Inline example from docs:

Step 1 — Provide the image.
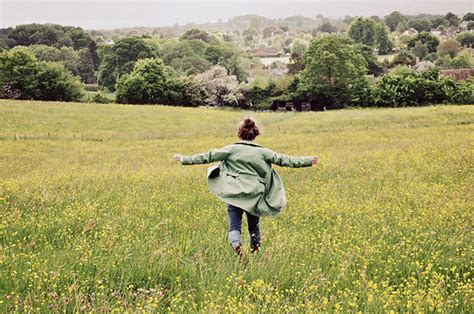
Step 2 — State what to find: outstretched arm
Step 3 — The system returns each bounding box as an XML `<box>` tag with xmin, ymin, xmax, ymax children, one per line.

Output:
<box><xmin>173</xmin><ymin>146</ymin><xmax>232</xmax><ymax>165</ymax></box>
<box><xmin>266</xmin><ymin>149</ymin><xmax>319</xmax><ymax>168</ymax></box>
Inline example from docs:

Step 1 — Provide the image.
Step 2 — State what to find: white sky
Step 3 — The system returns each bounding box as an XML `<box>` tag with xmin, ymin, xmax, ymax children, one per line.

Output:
<box><xmin>1</xmin><ymin>1</ymin><xmax>472</xmax><ymax>30</ymax></box>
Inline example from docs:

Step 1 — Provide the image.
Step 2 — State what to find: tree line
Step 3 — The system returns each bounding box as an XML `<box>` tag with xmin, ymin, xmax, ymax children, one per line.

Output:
<box><xmin>0</xmin><ymin>13</ymin><xmax>473</xmax><ymax>108</ymax></box>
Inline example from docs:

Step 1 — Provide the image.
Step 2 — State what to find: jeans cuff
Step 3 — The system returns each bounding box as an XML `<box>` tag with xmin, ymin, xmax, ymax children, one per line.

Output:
<box><xmin>229</xmin><ymin>230</ymin><xmax>241</xmax><ymax>246</ymax></box>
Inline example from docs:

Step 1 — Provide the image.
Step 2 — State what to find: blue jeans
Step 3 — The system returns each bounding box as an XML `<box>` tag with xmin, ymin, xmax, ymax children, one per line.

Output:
<box><xmin>227</xmin><ymin>204</ymin><xmax>260</xmax><ymax>252</ymax></box>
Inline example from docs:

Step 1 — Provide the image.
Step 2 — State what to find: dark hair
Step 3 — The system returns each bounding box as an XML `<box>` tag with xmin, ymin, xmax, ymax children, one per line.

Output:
<box><xmin>237</xmin><ymin>117</ymin><xmax>260</xmax><ymax>141</ymax></box>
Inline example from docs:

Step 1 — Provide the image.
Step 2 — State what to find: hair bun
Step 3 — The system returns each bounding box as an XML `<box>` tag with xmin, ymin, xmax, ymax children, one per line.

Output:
<box><xmin>237</xmin><ymin>117</ymin><xmax>259</xmax><ymax>140</ymax></box>
<box><xmin>243</xmin><ymin>118</ymin><xmax>254</xmax><ymax>128</ymax></box>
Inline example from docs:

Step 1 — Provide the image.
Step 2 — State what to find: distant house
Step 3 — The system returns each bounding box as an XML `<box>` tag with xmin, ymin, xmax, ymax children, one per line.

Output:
<box><xmin>414</xmin><ymin>61</ymin><xmax>436</xmax><ymax>71</ymax></box>
<box><xmin>402</xmin><ymin>28</ymin><xmax>418</xmax><ymax>37</ymax></box>
<box><xmin>430</xmin><ymin>29</ymin><xmax>442</xmax><ymax>37</ymax></box>
<box><xmin>248</xmin><ymin>47</ymin><xmax>282</xmax><ymax>57</ymax></box>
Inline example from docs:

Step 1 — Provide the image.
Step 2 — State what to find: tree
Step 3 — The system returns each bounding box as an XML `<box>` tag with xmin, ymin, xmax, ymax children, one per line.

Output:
<box><xmin>262</xmin><ymin>26</ymin><xmax>279</xmax><ymax>38</ymax></box>
<box><xmin>384</xmin><ymin>11</ymin><xmax>406</xmax><ymax>32</ymax></box>
<box><xmin>288</xmin><ymin>39</ymin><xmax>308</xmax><ymax>74</ymax></box>
<box><xmin>116</xmin><ymin>58</ymin><xmax>184</xmax><ymax>105</ymax></box>
<box><xmin>0</xmin><ymin>47</ymin><xmax>82</xmax><ymax>101</ymax></box>
<box><xmin>445</xmin><ymin>12</ymin><xmax>461</xmax><ymax>27</ymax></box>
<box><xmin>289</xmin><ymin>39</ymin><xmax>307</xmax><ymax>56</ymax></box>
<box><xmin>297</xmin><ymin>35</ymin><xmax>369</xmax><ymax>108</ymax></box>
<box><xmin>348</xmin><ymin>18</ymin><xmax>378</xmax><ymax>46</ymax></box>
<box><xmin>193</xmin><ymin>65</ymin><xmax>242</xmax><ymax>107</ymax></box>
<box><xmin>411</xmin><ymin>42</ymin><xmax>429</xmax><ymax>60</ymax></box>
<box><xmin>391</xmin><ymin>50</ymin><xmax>416</xmax><ymax>67</ymax></box>
<box><xmin>0</xmin><ymin>48</ymin><xmax>39</xmax><ymax>99</ymax></box>
<box><xmin>375</xmin><ymin>23</ymin><xmax>394</xmax><ymax>55</ymax></box>
<box><xmin>97</xmin><ymin>36</ymin><xmax>158</xmax><ymax>91</ymax></box>
<box><xmin>456</xmin><ymin>32</ymin><xmax>474</xmax><ymax>48</ymax></box>
<box><xmin>27</xmin><ymin>45</ymin><xmax>79</xmax><ymax>75</ymax></box>
<box><xmin>4</xmin><ymin>24</ymin><xmax>98</xmax><ymax>68</ymax></box>
<box><xmin>169</xmin><ymin>55</ymin><xmax>211</xmax><ymax>76</ymax></box>
<box><xmin>396</xmin><ymin>20</ymin><xmax>409</xmax><ymax>32</ymax></box>
<box><xmin>34</xmin><ymin>61</ymin><xmax>83</xmax><ymax>101</ymax></box>
<box><xmin>77</xmin><ymin>48</ymin><xmax>96</xmax><ymax>83</ymax></box>
<box><xmin>318</xmin><ymin>22</ymin><xmax>337</xmax><ymax>33</ymax></box>
<box><xmin>407</xmin><ymin>18</ymin><xmax>432</xmax><ymax>32</ymax></box>
<box><xmin>26</xmin><ymin>44</ymin><xmax>97</xmax><ymax>83</ymax></box>
<box><xmin>180</xmin><ymin>28</ymin><xmax>213</xmax><ymax>44</ymax></box>
<box><xmin>432</xmin><ymin>17</ymin><xmax>448</xmax><ymax>29</ymax></box>
<box><xmin>203</xmin><ymin>43</ymin><xmax>248</xmax><ymax>81</ymax></box>
<box><xmin>407</xmin><ymin>32</ymin><xmax>440</xmax><ymax>53</ymax></box>
<box><xmin>354</xmin><ymin>44</ymin><xmax>384</xmax><ymax>76</ymax></box>
<box><xmin>438</xmin><ymin>39</ymin><xmax>462</xmax><ymax>58</ymax></box>
<box><xmin>463</xmin><ymin>13</ymin><xmax>474</xmax><ymax>21</ymax></box>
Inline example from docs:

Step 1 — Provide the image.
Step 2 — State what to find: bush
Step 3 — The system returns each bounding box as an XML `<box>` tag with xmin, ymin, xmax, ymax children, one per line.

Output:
<box><xmin>0</xmin><ymin>47</ymin><xmax>83</xmax><ymax>101</ymax></box>
<box><xmin>391</xmin><ymin>50</ymin><xmax>416</xmax><ymax>67</ymax></box>
<box><xmin>193</xmin><ymin>65</ymin><xmax>242</xmax><ymax>107</ymax></box>
<box><xmin>92</xmin><ymin>91</ymin><xmax>113</xmax><ymax>104</ymax></box>
<box><xmin>371</xmin><ymin>68</ymin><xmax>473</xmax><ymax>106</ymax></box>
<box><xmin>449</xmin><ymin>53</ymin><xmax>472</xmax><ymax>69</ymax></box>
<box><xmin>34</xmin><ymin>61</ymin><xmax>83</xmax><ymax>101</ymax></box>
<box><xmin>115</xmin><ymin>57</ymin><xmax>198</xmax><ymax>106</ymax></box>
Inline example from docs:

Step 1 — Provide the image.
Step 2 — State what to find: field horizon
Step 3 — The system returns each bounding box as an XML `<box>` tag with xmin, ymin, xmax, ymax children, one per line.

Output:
<box><xmin>0</xmin><ymin>100</ymin><xmax>472</xmax><ymax>312</ymax></box>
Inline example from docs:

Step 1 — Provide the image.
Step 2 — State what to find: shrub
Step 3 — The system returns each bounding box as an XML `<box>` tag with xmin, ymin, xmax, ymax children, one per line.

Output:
<box><xmin>92</xmin><ymin>91</ymin><xmax>113</xmax><ymax>104</ymax></box>
<box><xmin>391</xmin><ymin>50</ymin><xmax>416</xmax><ymax>67</ymax></box>
<box><xmin>193</xmin><ymin>65</ymin><xmax>242</xmax><ymax>107</ymax></box>
<box><xmin>34</xmin><ymin>61</ymin><xmax>83</xmax><ymax>101</ymax></box>
<box><xmin>115</xmin><ymin>57</ymin><xmax>198</xmax><ymax>106</ymax></box>
<box><xmin>0</xmin><ymin>47</ymin><xmax>83</xmax><ymax>101</ymax></box>
<box><xmin>371</xmin><ymin>68</ymin><xmax>473</xmax><ymax>106</ymax></box>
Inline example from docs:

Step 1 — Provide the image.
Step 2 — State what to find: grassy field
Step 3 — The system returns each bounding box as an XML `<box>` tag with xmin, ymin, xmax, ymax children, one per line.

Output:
<box><xmin>0</xmin><ymin>100</ymin><xmax>473</xmax><ymax>312</ymax></box>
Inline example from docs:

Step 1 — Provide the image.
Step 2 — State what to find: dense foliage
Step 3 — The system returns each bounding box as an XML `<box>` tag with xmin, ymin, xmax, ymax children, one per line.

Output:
<box><xmin>0</xmin><ymin>47</ymin><xmax>83</xmax><ymax>101</ymax></box>
<box><xmin>0</xmin><ymin>12</ymin><xmax>473</xmax><ymax>108</ymax></box>
<box><xmin>115</xmin><ymin>58</ymin><xmax>197</xmax><ymax>106</ymax></box>
<box><xmin>97</xmin><ymin>37</ymin><xmax>158</xmax><ymax>91</ymax></box>
<box><xmin>297</xmin><ymin>35</ymin><xmax>369</xmax><ymax>108</ymax></box>
<box><xmin>371</xmin><ymin>68</ymin><xmax>473</xmax><ymax>106</ymax></box>
<box><xmin>407</xmin><ymin>32</ymin><xmax>440</xmax><ymax>53</ymax></box>
<box><xmin>0</xmin><ymin>24</ymin><xmax>99</xmax><ymax>82</ymax></box>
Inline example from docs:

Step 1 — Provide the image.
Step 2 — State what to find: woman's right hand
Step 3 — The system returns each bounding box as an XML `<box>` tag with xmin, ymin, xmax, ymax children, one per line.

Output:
<box><xmin>173</xmin><ymin>154</ymin><xmax>183</xmax><ymax>163</ymax></box>
<box><xmin>311</xmin><ymin>156</ymin><xmax>319</xmax><ymax>165</ymax></box>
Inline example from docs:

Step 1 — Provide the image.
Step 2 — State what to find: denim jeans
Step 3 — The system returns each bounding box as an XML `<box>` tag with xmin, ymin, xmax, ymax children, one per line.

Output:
<box><xmin>227</xmin><ymin>203</ymin><xmax>260</xmax><ymax>252</ymax></box>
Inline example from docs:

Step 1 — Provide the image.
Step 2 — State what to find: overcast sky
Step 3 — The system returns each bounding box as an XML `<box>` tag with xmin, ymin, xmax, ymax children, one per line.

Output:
<box><xmin>1</xmin><ymin>0</ymin><xmax>472</xmax><ymax>30</ymax></box>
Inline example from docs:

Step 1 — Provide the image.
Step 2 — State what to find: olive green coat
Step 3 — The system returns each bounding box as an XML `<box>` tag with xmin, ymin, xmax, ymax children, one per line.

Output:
<box><xmin>182</xmin><ymin>140</ymin><xmax>312</xmax><ymax>216</ymax></box>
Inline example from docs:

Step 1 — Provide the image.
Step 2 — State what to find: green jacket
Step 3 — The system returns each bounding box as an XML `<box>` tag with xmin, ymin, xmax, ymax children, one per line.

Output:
<box><xmin>182</xmin><ymin>140</ymin><xmax>313</xmax><ymax>216</ymax></box>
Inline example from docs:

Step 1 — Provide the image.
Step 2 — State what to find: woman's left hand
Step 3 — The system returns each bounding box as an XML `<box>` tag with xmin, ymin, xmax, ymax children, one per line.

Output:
<box><xmin>311</xmin><ymin>156</ymin><xmax>319</xmax><ymax>165</ymax></box>
<box><xmin>173</xmin><ymin>154</ymin><xmax>183</xmax><ymax>163</ymax></box>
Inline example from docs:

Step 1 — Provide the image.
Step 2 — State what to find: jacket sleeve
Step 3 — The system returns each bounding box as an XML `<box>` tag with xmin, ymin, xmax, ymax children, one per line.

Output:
<box><xmin>181</xmin><ymin>145</ymin><xmax>232</xmax><ymax>165</ymax></box>
<box><xmin>265</xmin><ymin>149</ymin><xmax>313</xmax><ymax>168</ymax></box>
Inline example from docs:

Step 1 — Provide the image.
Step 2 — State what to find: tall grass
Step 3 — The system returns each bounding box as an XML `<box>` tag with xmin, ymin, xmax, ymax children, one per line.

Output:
<box><xmin>0</xmin><ymin>100</ymin><xmax>472</xmax><ymax>312</ymax></box>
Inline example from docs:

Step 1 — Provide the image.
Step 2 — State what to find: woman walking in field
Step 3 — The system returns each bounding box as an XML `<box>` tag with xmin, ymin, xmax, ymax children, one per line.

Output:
<box><xmin>173</xmin><ymin>118</ymin><xmax>318</xmax><ymax>255</ymax></box>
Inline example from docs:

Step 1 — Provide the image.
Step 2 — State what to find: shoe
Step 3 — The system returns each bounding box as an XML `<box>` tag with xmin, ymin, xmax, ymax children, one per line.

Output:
<box><xmin>251</xmin><ymin>244</ymin><xmax>260</xmax><ymax>254</ymax></box>
<box><xmin>232</xmin><ymin>243</ymin><xmax>242</xmax><ymax>257</ymax></box>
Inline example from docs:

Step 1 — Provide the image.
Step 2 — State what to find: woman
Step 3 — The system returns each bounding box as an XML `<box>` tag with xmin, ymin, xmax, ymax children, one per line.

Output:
<box><xmin>173</xmin><ymin>118</ymin><xmax>318</xmax><ymax>255</ymax></box>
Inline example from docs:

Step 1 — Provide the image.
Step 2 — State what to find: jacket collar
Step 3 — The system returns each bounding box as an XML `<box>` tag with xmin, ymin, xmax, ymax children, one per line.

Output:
<box><xmin>234</xmin><ymin>140</ymin><xmax>262</xmax><ymax>147</ymax></box>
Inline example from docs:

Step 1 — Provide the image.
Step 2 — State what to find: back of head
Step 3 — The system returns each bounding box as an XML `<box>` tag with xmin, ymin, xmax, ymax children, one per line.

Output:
<box><xmin>237</xmin><ymin>117</ymin><xmax>260</xmax><ymax>141</ymax></box>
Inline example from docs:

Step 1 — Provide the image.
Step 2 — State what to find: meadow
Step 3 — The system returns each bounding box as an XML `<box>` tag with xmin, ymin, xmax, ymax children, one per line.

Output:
<box><xmin>0</xmin><ymin>100</ymin><xmax>472</xmax><ymax>312</ymax></box>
